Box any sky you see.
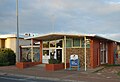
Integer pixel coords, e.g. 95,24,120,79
0,0,120,41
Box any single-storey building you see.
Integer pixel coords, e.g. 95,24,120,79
0,34,31,61
21,33,120,68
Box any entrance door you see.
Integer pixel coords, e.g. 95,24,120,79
42,50,50,63
56,49,62,63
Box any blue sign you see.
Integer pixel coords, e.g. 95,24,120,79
70,59,79,66
69,55,80,70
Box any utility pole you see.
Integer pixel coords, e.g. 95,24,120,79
16,0,20,62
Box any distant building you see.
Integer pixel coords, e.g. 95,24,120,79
0,34,31,61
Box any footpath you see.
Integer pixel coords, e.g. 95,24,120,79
0,65,120,82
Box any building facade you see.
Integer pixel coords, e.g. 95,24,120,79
24,33,120,68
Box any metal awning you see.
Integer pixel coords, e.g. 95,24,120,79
26,33,94,41
26,33,120,43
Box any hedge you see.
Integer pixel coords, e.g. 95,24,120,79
0,48,16,66
49,59,61,64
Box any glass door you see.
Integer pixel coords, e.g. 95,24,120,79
42,50,50,63
100,42,108,64
56,49,62,63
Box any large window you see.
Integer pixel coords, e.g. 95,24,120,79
43,39,63,48
66,38,90,48
56,40,62,48
50,41,56,47
86,39,90,48
66,39,72,48
81,38,84,48
42,37,90,48
1,39,5,48
43,50,49,56
43,42,49,48
73,38,80,47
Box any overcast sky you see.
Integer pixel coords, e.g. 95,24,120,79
0,0,120,41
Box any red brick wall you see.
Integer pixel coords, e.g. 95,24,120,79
90,39,117,68
90,39,100,68
16,62,41,69
45,63,69,71
66,48,90,67
108,42,117,64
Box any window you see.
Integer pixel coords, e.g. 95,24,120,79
1,39,5,48
86,43,90,48
73,38,80,47
43,50,49,56
66,39,72,48
50,41,56,47
56,40,62,48
81,38,84,47
43,42,49,48
86,39,90,48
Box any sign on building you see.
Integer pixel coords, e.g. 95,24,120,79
69,54,80,70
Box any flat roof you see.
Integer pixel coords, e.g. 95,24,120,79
26,33,97,41
0,34,17,39
0,34,27,39
26,33,120,43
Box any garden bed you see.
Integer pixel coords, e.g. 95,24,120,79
16,62,41,69
45,63,69,71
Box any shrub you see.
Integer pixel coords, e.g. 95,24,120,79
0,48,16,66
105,64,120,67
49,59,61,64
0,62,9,66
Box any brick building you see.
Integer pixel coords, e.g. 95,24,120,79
24,33,120,68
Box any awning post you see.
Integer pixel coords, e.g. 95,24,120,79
64,36,67,69
31,39,34,62
84,36,87,71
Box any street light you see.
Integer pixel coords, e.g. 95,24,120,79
16,0,20,62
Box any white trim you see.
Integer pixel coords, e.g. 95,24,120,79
21,45,40,48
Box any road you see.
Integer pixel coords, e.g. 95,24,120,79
0,75,61,82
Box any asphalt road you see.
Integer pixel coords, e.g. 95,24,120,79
0,75,61,82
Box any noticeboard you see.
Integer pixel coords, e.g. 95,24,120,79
70,59,79,66
69,54,80,70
